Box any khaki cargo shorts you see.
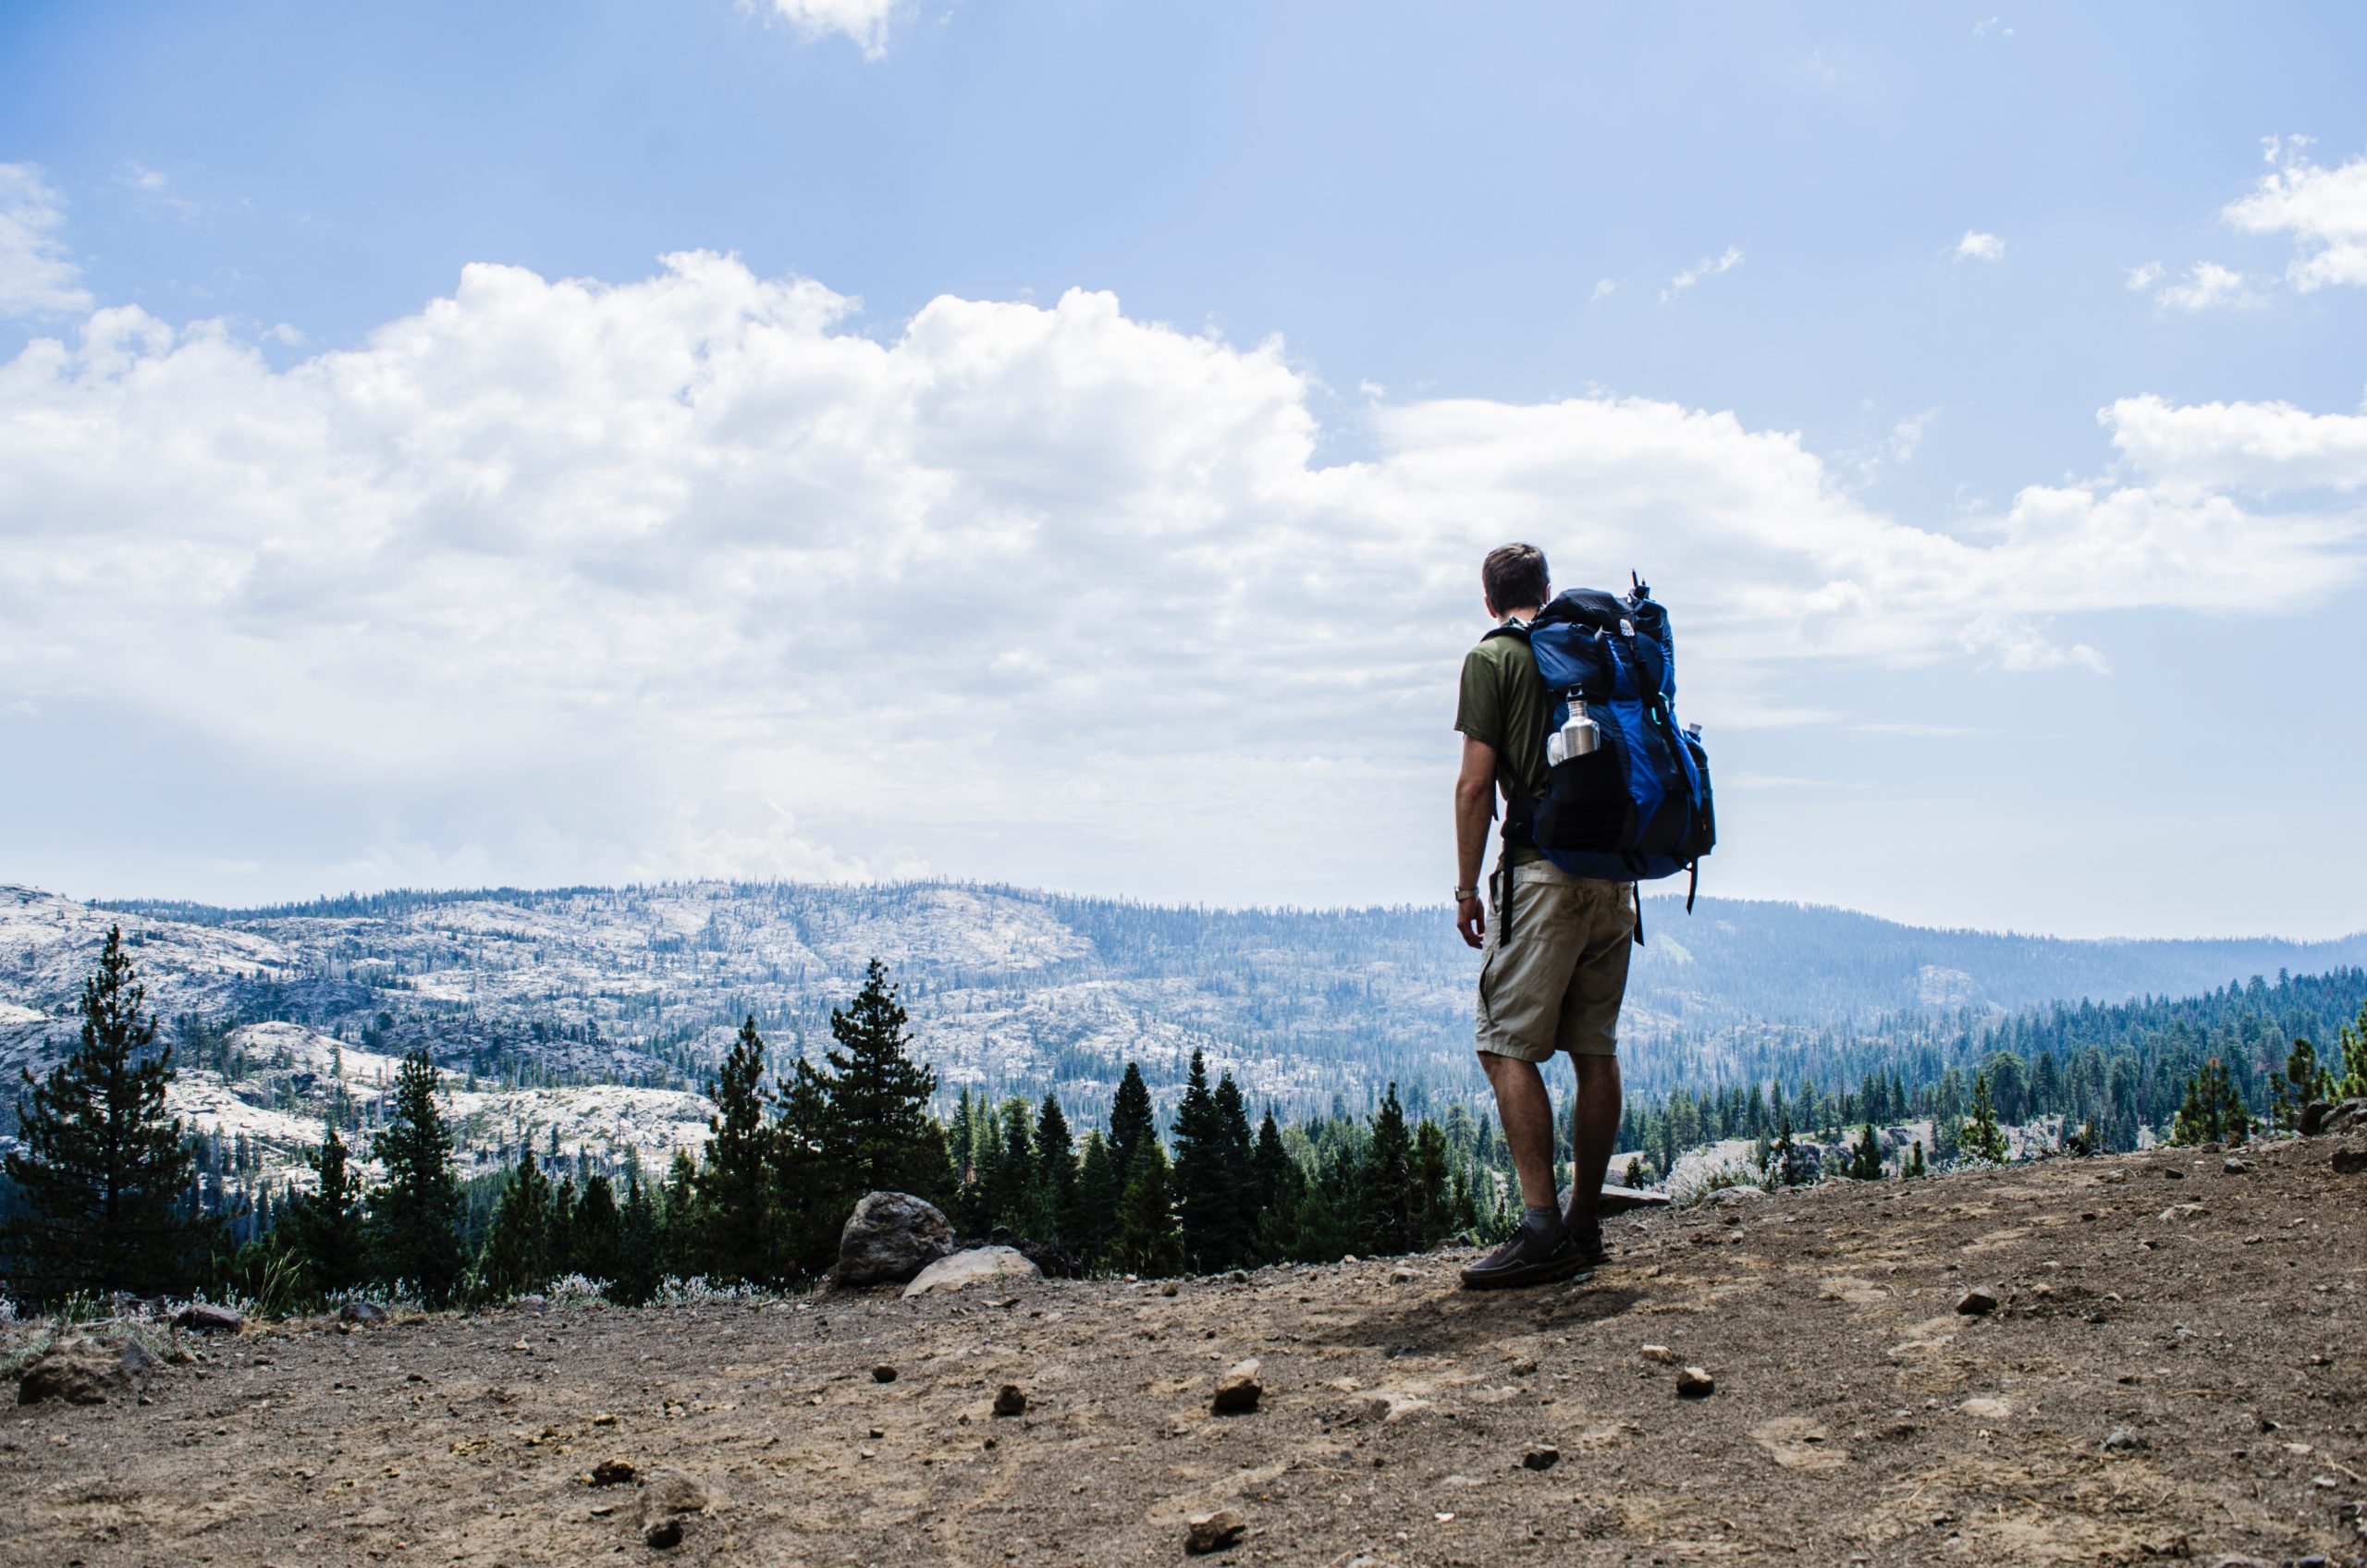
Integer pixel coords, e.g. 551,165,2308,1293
1475,859,1635,1062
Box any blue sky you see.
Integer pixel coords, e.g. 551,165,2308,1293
2,1,2362,937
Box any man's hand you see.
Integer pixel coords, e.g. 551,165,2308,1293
1456,893,1487,949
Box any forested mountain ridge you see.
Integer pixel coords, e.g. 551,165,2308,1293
6,879,2363,1133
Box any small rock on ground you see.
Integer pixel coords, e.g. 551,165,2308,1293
17,1337,158,1406
1675,1367,1715,1399
993,1384,1027,1417
2103,1428,2148,1452
1956,1287,2000,1316
1211,1358,1262,1415
1520,1443,1561,1471
1185,1508,1246,1554
174,1302,244,1334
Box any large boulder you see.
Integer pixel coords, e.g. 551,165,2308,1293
901,1245,1042,1299
835,1192,953,1287
17,1335,158,1406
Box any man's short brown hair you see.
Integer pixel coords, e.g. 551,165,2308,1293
1481,543,1550,616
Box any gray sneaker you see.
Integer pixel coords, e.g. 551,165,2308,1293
1458,1225,1589,1290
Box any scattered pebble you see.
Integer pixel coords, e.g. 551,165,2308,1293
1211,1358,1262,1415
1956,1287,1999,1317
1675,1367,1715,1399
1640,1344,1677,1365
992,1384,1027,1417
2103,1428,2147,1452
871,1365,898,1384
1520,1443,1560,1472
588,1458,635,1486
1185,1507,1246,1554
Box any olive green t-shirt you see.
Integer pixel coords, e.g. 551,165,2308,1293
1453,631,1551,865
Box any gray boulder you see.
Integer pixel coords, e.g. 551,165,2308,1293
901,1244,1041,1298
836,1191,953,1286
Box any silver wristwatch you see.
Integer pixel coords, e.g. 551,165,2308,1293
1453,885,1480,901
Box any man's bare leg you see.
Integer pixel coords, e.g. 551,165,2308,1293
1478,1050,1558,1211
1564,1053,1623,1231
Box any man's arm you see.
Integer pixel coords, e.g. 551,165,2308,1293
1453,733,1497,949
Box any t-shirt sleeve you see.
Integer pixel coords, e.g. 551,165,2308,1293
1453,645,1502,748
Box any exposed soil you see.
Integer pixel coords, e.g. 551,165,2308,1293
6,1139,2364,1568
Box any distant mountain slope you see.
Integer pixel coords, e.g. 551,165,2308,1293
5,881,2361,1130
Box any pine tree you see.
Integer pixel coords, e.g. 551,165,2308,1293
2170,1057,2251,1146
1170,1050,1229,1269
2271,1037,2334,1131
1905,1139,1927,1179
1210,1072,1258,1265
1109,1139,1184,1277
476,1151,553,1302
1768,1109,1802,1187
5,926,200,1301
1034,1095,1078,1243
548,1176,580,1276
696,1016,774,1284
1073,1132,1120,1264
990,1097,1040,1234
1249,1109,1302,1260
573,1172,621,1284
1411,1119,1454,1247
367,1049,465,1305
658,1147,702,1280
1108,1062,1156,1191
1361,1084,1417,1256
1961,1072,2011,1165
283,1123,366,1298
821,961,948,1199
1846,1121,1884,1181
614,1168,663,1305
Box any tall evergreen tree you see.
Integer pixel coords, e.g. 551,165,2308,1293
658,1147,703,1280
1034,1095,1078,1243
1249,1109,1302,1259
283,1123,366,1298
6,926,200,1301
1073,1131,1120,1264
1410,1119,1454,1247
475,1151,553,1302
988,1096,1038,1233
1209,1072,1259,1265
1170,1050,1228,1269
1360,1084,1418,1256
696,1016,775,1284
821,961,949,1198
572,1171,621,1284
367,1048,466,1305
1108,1062,1156,1190
613,1167,663,1306
1109,1138,1184,1277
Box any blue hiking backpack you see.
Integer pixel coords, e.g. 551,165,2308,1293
1482,575,1716,940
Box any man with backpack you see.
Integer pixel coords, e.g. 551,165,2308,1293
1450,542,1646,1289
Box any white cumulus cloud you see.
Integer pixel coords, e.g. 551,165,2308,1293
0,164,93,318
2224,140,2367,291
2103,394,2367,493
0,255,2360,892
749,0,906,59
1955,230,2005,262
2151,261,2263,313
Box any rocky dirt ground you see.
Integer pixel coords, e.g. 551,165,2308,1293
5,1137,2364,1568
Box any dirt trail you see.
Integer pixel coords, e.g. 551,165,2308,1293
5,1138,2364,1567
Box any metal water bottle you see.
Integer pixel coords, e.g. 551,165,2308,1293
1546,695,1601,766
